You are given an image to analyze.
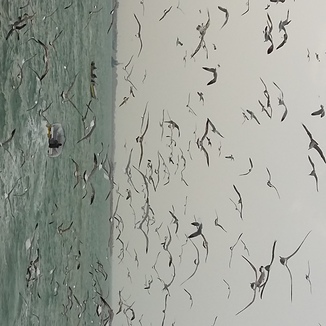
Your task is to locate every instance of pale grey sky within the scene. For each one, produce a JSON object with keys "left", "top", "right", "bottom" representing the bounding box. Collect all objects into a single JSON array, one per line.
[{"left": 112, "top": 0, "right": 326, "bottom": 325}]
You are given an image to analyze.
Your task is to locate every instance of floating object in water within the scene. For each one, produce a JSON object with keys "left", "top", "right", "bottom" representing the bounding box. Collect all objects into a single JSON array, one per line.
[
  {"left": 90, "top": 83, "right": 97, "bottom": 99},
  {"left": 48, "top": 123, "right": 65, "bottom": 158}
]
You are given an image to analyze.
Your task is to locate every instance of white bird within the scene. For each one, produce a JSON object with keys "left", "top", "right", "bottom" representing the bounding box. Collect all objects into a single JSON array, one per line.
[{"left": 77, "top": 116, "right": 96, "bottom": 143}]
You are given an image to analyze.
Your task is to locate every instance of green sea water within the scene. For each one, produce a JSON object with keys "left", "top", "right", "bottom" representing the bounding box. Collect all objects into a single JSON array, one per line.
[{"left": 0, "top": 1, "right": 115, "bottom": 325}]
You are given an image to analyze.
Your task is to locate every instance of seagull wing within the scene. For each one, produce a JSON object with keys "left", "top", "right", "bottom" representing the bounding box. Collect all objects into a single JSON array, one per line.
[
  {"left": 236, "top": 256, "right": 258, "bottom": 315},
  {"left": 286, "top": 230, "right": 312, "bottom": 260},
  {"left": 302, "top": 123, "right": 313, "bottom": 141},
  {"left": 280, "top": 104, "right": 288, "bottom": 122},
  {"left": 218, "top": 6, "right": 229, "bottom": 29},
  {"left": 314, "top": 144, "right": 326, "bottom": 163}
]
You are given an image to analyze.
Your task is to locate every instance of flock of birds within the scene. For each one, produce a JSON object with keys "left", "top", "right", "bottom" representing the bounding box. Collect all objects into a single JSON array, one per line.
[
  {"left": 111, "top": 0, "right": 326, "bottom": 325},
  {"left": 3, "top": 0, "right": 326, "bottom": 325}
]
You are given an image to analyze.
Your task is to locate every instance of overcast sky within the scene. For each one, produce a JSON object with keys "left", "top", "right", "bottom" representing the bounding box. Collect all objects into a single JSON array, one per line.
[{"left": 111, "top": 1, "right": 326, "bottom": 325}]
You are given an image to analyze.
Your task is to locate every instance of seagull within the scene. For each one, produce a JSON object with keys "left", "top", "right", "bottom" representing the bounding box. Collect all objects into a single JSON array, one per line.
[
  {"left": 0, "top": 129, "right": 16, "bottom": 146},
  {"left": 202, "top": 66, "right": 217, "bottom": 85},
  {"left": 236, "top": 256, "right": 258, "bottom": 315},
  {"left": 196, "top": 118, "right": 223, "bottom": 166},
  {"left": 258, "top": 99, "right": 271, "bottom": 119},
  {"left": 266, "top": 167, "right": 280, "bottom": 198},
  {"left": 164, "top": 119, "right": 180, "bottom": 137},
  {"left": 191, "top": 10, "right": 210, "bottom": 59},
  {"left": 246, "top": 109, "right": 260, "bottom": 125},
  {"left": 276, "top": 30, "right": 288, "bottom": 51},
  {"left": 6, "top": 13, "right": 35, "bottom": 40},
  {"left": 159, "top": 5, "right": 173, "bottom": 21},
  {"left": 307, "top": 156, "right": 318, "bottom": 192},
  {"left": 279, "top": 230, "right": 312, "bottom": 302},
  {"left": 305, "top": 261, "right": 312, "bottom": 294},
  {"left": 136, "top": 111, "right": 150, "bottom": 168},
  {"left": 229, "top": 233, "right": 243, "bottom": 268},
  {"left": 184, "top": 288, "right": 194, "bottom": 308},
  {"left": 260, "top": 77, "right": 273, "bottom": 117},
  {"left": 57, "top": 221, "right": 74, "bottom": 235},
  {"left": 240, "top": 158, "right": 253, "bottom": 176},
  {"left": 119, "top": 96, "right": 129, "bottom": 107},
  {"left": 214, "top": 210, "right": 227, "bottom": 232},
  {"left": 278, "top": 10, "right": 291, "bottom": 32},
  {"left": 12, "top": 54, "right": 37, "bottom": 90},
  {"left": 257, "top": 266, "right": 266, "bottom": 288},
  {"left": 267, "top": 13, "right": 273, "bottom": 34},
  {"left": 4, "top": 176, "right": 22, "bottom": 217},
  {"left": 180, "top": 238, "right": 200, "bottom": 285},
  {"left": 77, "top": 115, "right": 96, "bottom": 143},
  {"left": 315, "top": 53, "right": 320, "bottom": 62},
  {"left": 169, "top": 210, "right": 179, "bottom": 234},
  {"left": 225, "top": 154, "right": 234, "bottom": 161},
  {"left": 188, "top": 222, "right": 202, "bottom": 238},
  {"left": 223, "top": 279, "right": 231, "bottom": 299},
  {"left": 311, "top": 105, "right": 325, "bottom": 118},
  {"left": 71, "top": 158, "right": 81, "bottom": 189},
  {"left": 241, "top": 239, "right": 250, "bottom": 256},
  {"left": 60, "top": 73, "right": 79, "bottom": 102},
  {"left": 273, "top": 81, "right": 288, "bottom": 121},
  {"left": 28, "top": 37, "right": 50, "bottom": 81},
  {"left": 241, "top": 109, "right": 249, "bottom": 124},
  {"left": 230, "top": 185, "right": 243, "bottom": 220},
  {"left": 196, "top": 138, "right": 210, "bottom": 166},
  {"left": 241, "top": 0, "right": 250, "bottom": 16},
  {"left": 89, "top": 182, "right": 95, "bottom": 205},
  {"left": 134, "top": 14, "right": 143, "bottom": 57},
  {"left": 176, "top": 37, "right": 183, "bottom": 46},
  {"left": 260, "top": 240, "right": 277, "bottom": 299},
  {"left": 60, "top": 74, "right": 82, "bottom": 116},
  {"left": 82, "top": 153, "right": 99, "bottom": 185},
  {"left": 266, "top": 13, "right": 274, "bottom": 54},
  {"left": 188, "top": 222, "right": 208, "bottom": 261},
  {"left": 197, "top": 92, "right": 204, "bottom": 104},
  {"left": 218, "top": 6, "right": 229, "bottom": 29},
  {"left": 302, "top": 123, "right": 326, "bottom": 163},
  {"left": 207, "top": 118, "right": 224, "bottom": 138}
]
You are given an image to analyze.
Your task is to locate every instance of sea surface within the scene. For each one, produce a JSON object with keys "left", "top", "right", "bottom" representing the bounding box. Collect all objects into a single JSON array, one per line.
[{"left": 0, "top": 1, "right": 115, "bottom": 325}]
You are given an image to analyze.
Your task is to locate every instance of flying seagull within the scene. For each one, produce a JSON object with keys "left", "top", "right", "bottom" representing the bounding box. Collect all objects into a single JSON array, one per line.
[
  {"left": 218, "top": 6, "right": 229, "bottom": 29},
  {"left": 311, "top": 105, "right": 325, "bottom": 118},
  {"left": 188, "top": 222, "right": 203, "bottom": 238},
  {"left": 273, "top": 81, "right": 288, "bottom": 121},
  {"left": 202, "top": 66, "right": 217, "bottom": 85},
  {"left": 305, "top": 261, "right": 312, "bottom": 294},
  {"left": 159, "top": 6, "right": 173, "bottom": 21},
  {"left": 77, "top": 115, "right": 96, "bottom": 144},
  {"left": 236, "top": 256, "right": 258, "bottom": 315},
  {"left": 308, "top": 155, "right": 318, "bottom": 191},
  {"left": 279, "top": 230, "right": 312, "bottom": 302},
  {"left": 302, "top": 123, "right": 326, "bottom": 163},
  {"left": 266, "top": 167, "right": 281, "bottom": 199},
  {"left": 246, "top": 109, "right": 260, "bottom": 125},
  {"left": 260, "top": 240, "right": 277, "bottom": 299},
  {"left": 71, "top": 158, "right": 81, "bottom": 189},
  {"left": 134, "top": 14, "right": 143, "bottom": 57},
  {"left": 191, "top": 10, "right": 210, "bottom": 59},
  {"left": 240, "top": 158, "right": 253, "bottom": 176},
  {"left": 0, "top": 129, "right": 16, "bottom": 146}
]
